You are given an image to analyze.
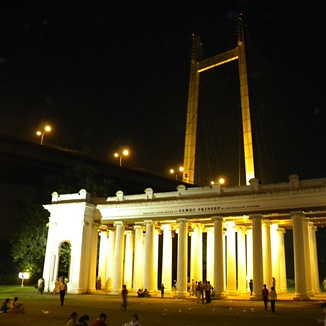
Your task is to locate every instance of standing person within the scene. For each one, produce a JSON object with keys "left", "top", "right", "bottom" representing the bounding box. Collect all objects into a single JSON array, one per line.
[
  {"left": 262, "top": 284, "right": 269, "bottom": 310},
  {"left": 121, "top": 284, "right": 128, "bottom": 310},
  {"left": 206, "top": 281, "right": 213, "bottom": 303},
  {"left": 91, "top": 313, "right": 107, "bottom": 326},
  {"left": 196, "top": 282, "right": 202, "bottom": 303},
  {"left": 160, "top": 284, "right": 165, "bottom": 298},
  {"left": 249, "top": 279, "right": 253, "bottom": 296},
  {"left": 190, "top": 279, "right": 195, "bottom": 296},
  {"left": 269, "top": 286, "right": 277, "bottom": 313},
  {"left": 59, "top": 277, "right": 68, "bottom": 306},
  {"left": 66, "top": 312, "right": 78, "bottom": 326},
  {"left": 36, "top": 277, "right": 45, "bottom": 295}
]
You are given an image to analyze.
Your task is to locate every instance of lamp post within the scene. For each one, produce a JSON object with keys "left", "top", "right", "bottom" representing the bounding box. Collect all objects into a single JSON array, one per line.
[
  {"left": 36, "top": 125, "right": 51, "bottom": 145},
  {"left": 211, "top": 177, "right": 226, "bottom": 186},
  {"left": 170, "top": 166, "right": 184, "bottom": 181},
  {"left": 18, "top": 272, "right": 30, "bottom": 287},
  {"left": 114, "top": 149, "right": 129, "bottom": 166}
]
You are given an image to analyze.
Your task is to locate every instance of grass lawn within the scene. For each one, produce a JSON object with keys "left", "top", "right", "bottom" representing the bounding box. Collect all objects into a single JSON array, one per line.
[{"left": 0, "top": 286, "right": 325, "bottom": 326}]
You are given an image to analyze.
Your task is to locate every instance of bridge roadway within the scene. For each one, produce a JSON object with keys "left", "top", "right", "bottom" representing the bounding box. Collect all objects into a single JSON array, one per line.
[{"left": 0, "top": 132, "right": 192, "bottom": 194}]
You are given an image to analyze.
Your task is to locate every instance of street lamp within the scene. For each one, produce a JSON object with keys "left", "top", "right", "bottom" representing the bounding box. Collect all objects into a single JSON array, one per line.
[
  {"left": 36, "top": 125, "right": 51, "bottom": 145},
  {"left": 211, "top": 177, "right": 226, "bottom": 186},
  {"left": 114, "top": 149, "right": 129, "bottom": 166},
  {"left": 170, "top": 166, "right": 184, "bottom": 181},
  {"left": 18, "top": 272, "right": 30, "bottom": 287}
]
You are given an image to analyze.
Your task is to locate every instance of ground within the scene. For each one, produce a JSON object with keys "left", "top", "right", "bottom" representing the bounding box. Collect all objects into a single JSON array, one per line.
[{"left": 0, "top": 286, "right": 325, "bottom": 326}]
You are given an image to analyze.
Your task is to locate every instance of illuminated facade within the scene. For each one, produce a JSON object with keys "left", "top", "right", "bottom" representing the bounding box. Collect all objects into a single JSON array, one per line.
[{"left": 42, "top": 175, "right": 326, "bottom": 300}]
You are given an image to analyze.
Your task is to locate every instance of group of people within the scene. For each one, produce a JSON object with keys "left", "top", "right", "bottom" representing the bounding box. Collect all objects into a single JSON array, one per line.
[
  {"left": 0, "top": 297, "right": 25, "bottom": 314},
  {"left": 66, "top": 312, "right": 106, "bottom": 326},
  {"left": 136, "top": 288, "right": 148, "bottom": 297},
  {"left": 191, "top": 280, "right": 214, "bottom": 304},
  {"left": 261, "top": 281, "right": 277, "bottom": 312},
  {"left": 66, "top": 312, "right": 141, "bottom": 326}
]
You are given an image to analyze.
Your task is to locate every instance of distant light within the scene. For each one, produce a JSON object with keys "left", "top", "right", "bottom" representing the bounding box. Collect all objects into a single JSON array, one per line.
[{"left": 218, "top": 178, "right": 225, "bottom": 185}]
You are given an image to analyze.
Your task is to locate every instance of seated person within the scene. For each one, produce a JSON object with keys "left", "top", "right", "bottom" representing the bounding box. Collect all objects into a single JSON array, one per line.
[
  {"left": 137, "top": 289, "right": 144, "bottom": 297},
  {"left": 0, "top": 298, "right": 10, "bottom": 313},
  {"left": 10, "top": 297, "right": 25, "bottom": 314},
  {"left": 91, "top": 313, "right": 107, "bottom": 326},
  {"left": 121, "top": 314, "right": 141, "bottom": 326},
  {"left": 77, "top": 314, "right": 90, "bottom": 325},
  {"left": 66, "top": 312, "right": 78, "bottom": 326},
  {"left": 143, "top": 289, "right": 148, "bottom": 297}
]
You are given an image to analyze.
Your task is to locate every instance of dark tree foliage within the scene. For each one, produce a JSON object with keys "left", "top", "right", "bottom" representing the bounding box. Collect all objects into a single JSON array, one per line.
[
  {"left": 42, "top": 162, "right": 115, "bottom": 197},
  {"left": 10, "top": 202, "right": 48, "bottom": 275},
  {"left": 10, "top": 162, "right": 114, "bottom": 278}
]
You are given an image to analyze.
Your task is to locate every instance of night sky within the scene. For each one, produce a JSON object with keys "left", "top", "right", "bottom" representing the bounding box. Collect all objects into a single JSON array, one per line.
[{"left": 1, "top": 1, "right": 325, "bottom": 187}]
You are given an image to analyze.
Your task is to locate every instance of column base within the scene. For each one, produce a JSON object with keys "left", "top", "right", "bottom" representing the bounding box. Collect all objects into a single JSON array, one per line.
[
  {"left": 250, "top": 294, "right": 262, "bottom": 301},
  {"left": 176, "top": 291, "right": 188, "bottom": 299},
  {"left": 109, "top": 289, "right": 120, "bottom": 295},
  {"left": 213, "top": 293, "right": 227, "bottom": 300},
  {"left": 293, "top": 293, "right": 310, "bottom": 301}
]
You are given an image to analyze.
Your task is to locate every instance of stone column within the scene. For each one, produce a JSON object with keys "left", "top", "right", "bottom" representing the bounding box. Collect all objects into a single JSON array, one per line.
[
  {"left": 226, "top": 222, "right": 237, "bottom": 294},
  {"left": 124, "top": 230, "right": 134, "bottom": 290},
  {"left": 237, "top": 226, "right": 247, "bottom": 293},
  {"left": 98, "top": 231, "right": 108, "bottom": 288},
  {"left": 191, "top": 224, "right": 203, "bottom": 282},
  {"left": 206, "top": 227, "right": 214, "bottom": 284},
  {"left": 153, "top": 229, "right": 159, "bottom": 291},
  {"left": 143, "top": 220, "right": 155, "bottom": 293},
  {"left": 303, "top": 219, "right": 312, "bottom": 295},
  {"left": 111, "top": 221, "right": 124, "bottom": 295},
  {"left": 246, "top": 229, "right": 253, "bottom": 292},
  {"left": 132, "top": 224, "right": 143, "bottom": 292},
  {"left": 250, "top": 214, "right": 263, "bottom": 300},
  {"left": 270, "top": 224, "right": 280, "bottom": 292},
  {"left": 309, "top": 224, "right": 320, "bottom": 294},
  {"left": 277, "top": 228, "right": 287, "bottom": 293},
  {"left": 212, "top": 217, "right": 226, "bottom": 299},
  {"left": 262, "top": 220, "right": 272, "bottom": 288},
  {"left": 291, "top": 211, "right": 310, "bottom": 300},
  {"left": 106, "top": 230, "right": 115, "bottom": 291},
  {"left": 88, "top": 223, "right": 99, "bottom": 293},
  {"left": 176, "top": 218, "right": 188, "bottom": 298},
  {"left": 161, "top": 224, "right": 172, "bottom": 293}
]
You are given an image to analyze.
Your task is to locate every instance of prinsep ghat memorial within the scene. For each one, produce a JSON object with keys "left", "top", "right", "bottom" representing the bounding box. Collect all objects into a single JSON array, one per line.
[{"left": 42, "top": 17, "right": 326, "bottom": 300}]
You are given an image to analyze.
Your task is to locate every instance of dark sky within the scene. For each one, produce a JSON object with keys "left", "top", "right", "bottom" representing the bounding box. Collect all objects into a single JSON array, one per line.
[{"left": 1, "top": 1, "right": 325, "bottom": 186}]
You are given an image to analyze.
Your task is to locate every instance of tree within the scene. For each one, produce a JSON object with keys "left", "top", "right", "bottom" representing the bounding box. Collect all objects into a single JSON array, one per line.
[
  {"left": 10, "top": 202, "right": 48, "bottom": 276},
  {"left": 42, "top": 162, "right": 115, "bottom": 197}
]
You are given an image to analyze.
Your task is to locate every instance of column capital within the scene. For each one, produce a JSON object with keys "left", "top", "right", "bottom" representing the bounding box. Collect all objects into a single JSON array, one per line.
[
  {"left": 249, "top": 214, "right": 263, "bottom": 220},
  {"left": 290, "top": 211, "right": 305, "bottom": 217},
  {"left": 161, "top": 224, "right": 171, "bottom": 231},
  {"left": 144, "top": 219, "right": 154, "bottom": 225},
  {"left": 133, "top": 224, "right": 143, "bottom": 230},
  {"left": 236, "top": 225, "right": 246, "bottom": 232},
  {"left": 177, "top": 218, "right": 188, "bottom": 223},
  {"left": 277, "top": 227, "right": 286, "bottom": 234},
  {"left": 211, "top": 216, "right": 224, "bottom": 222},
  {"left": 114, "top": 221, "right": 124, "bottom": 227}
]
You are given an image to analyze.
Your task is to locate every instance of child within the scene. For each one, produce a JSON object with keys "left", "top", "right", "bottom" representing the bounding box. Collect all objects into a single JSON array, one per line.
[{"left": 0, "top": 298, "right": 10, "bottom": 313}]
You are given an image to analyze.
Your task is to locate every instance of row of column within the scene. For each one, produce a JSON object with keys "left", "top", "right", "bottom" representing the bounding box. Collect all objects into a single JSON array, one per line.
[{"left": 96, "top": 213, "right": 319, "bottom": 299}]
